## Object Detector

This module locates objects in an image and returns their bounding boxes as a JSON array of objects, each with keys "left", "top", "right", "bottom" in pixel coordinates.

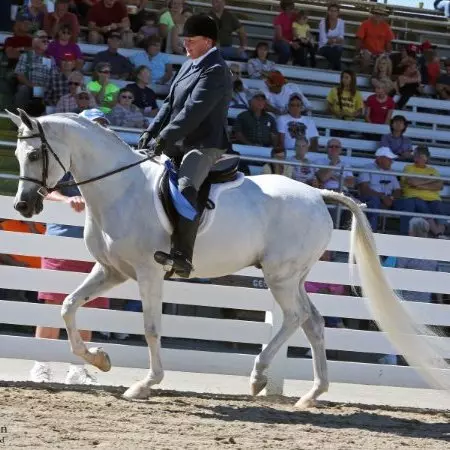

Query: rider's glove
[{"left": 137, "top": 131, "right": 151, "bottom": 150}]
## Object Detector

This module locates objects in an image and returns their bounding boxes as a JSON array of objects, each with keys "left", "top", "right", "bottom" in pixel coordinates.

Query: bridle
[{"left": 18, "top": 121, "right": 158, "bottom": 197}]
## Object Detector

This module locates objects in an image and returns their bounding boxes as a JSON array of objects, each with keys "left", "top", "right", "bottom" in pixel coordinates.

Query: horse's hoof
[
  {"left": 89, "top": 347, "right": 111, "bottom": 372},
  {"left": 250, "top": 379, "right": 267, "bottom": 396},
  {"left": 123, "top": 381, "right": 151, "bottom": 400},
  {"left": 294, "top": 397, "right": 318, "bottom": 409}
]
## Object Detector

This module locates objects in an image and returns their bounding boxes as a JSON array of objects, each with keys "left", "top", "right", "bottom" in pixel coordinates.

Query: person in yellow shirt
[
  {"left": 291, "top": 10, "right": 316, "bottom": 67},
  {"left": 327, "top": 70, "right": 364, "bottom": 121},
  {"left": 399, "top": 145, "right": 445, "bottom": 236}
]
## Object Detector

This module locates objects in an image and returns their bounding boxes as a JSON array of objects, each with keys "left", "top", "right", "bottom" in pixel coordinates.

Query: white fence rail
[{"left": 0, "top": 195, "right": 450, "bottom": 392}]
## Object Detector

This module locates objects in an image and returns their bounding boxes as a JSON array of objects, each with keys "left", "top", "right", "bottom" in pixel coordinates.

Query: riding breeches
[{"left": 177, "top": 148, "right": 225, "bottom": 193}]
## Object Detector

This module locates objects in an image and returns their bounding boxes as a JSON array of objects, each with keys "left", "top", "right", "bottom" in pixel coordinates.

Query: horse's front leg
[
  {"left": 123, "top": 268, "right": 164, "bottom": 400},
  {"left": 61, "top": 263, "right": 125, "bottom": 371}
]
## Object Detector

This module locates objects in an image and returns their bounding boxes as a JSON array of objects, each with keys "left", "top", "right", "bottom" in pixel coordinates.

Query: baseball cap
[
  {"left": 248, "top": 90, "right": 266, "bottom": 100},
  {"left": 375, "top": 147, "right": 398, "bottom": 159},
  {"left": 420, "top": 40, "right": 436, "bottom": 52},
  {"left": 266, "top": 70, "right": 286, "bottom": 87},
  {"left": 79, "top": 108, "right": 110, "bottom": 125}
]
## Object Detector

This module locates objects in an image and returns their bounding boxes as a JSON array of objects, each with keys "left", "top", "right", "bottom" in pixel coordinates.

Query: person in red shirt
[
  {"left": 356, "top": 5, "right": 394, "bottom": 74},
  {"left": 43, "top": 0, "right": 80, "bottom": 42},
  {"left": 273, "top": 0, "right": 296, "bottom": 64},
  {"left": 365, "top": 82, "right": 395, "bottom": 124},
  {"left": 4, "top": 19, "right": 33, "bottom": 67},
  {"left": 87, "top": 0, "right": 133, "bottom": 47}
]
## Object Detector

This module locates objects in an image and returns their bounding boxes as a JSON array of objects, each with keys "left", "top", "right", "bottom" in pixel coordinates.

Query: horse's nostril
[{"left": 15, "top": 201, "right": 29, "bottom": 212}]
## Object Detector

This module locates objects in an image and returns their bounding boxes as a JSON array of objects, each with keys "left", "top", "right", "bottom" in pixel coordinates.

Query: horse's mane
[{"left": 39, "top": 113, "right": 134, "bottom": 153}]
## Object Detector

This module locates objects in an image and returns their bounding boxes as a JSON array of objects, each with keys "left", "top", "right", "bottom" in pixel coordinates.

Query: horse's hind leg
[
  {"left": 61, "top": 263, "right": 125, "bottom": 371},
  {"left": 250, "top": 269, "right": 308, "bottom": 396},
  {"left": 294, "top": 286, "right": 329, "bottom": 409}
]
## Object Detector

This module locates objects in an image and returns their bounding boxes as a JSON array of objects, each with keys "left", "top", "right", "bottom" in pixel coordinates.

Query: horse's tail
[{"left": 321, "top": 190, "right": 450, "bottom": 391}]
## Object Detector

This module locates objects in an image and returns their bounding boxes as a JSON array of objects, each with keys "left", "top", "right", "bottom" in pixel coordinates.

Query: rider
[{"left": 138, "top": 13, "right": 233, "bottom": 278}]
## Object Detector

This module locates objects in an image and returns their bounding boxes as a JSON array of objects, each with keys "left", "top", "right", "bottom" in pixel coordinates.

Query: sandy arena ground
[{"left": 1, "top": 381, "right": 449, "bottom": 449}]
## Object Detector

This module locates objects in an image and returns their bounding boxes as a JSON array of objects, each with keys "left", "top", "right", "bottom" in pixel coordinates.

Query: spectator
[
  {"left": 365, "top": 81, "right": 395, "bottom": 125},
  {"left": 210, "top": 0, "right": 248, "bottom": 61},
  {"left": 316, "top": 138, "right": 354, "bottom": 192},
  {"left": 420, "top": 47, "right": 441, "bottom": 87},
  {"left": 14, "top": 30, "right": 53, "bottom": 109},
  {"left": 291, "top": 10, "right": 316, "bottom": 67},
  {"left": 327, "top": 69, "right": 364, "bottom": 121},
  {"left": 436, "top": 59, "right": 450, "bottom": 100},
  {"left": 170, "top": 7, "right": 193, "bottom": 55},
  {"left": 73, "top": 87, "right": 95, "bottom": 113},
  {"left": 159, "top": 0, "right": 184, "bottom": 51},
  {"left": 356, "top": 4, "right": 394, "bottom": 74},
  {"left": 46, "top": 23, "right": 83, "bottom": 70},
  {"left": 398, "top": 145, "right": 445, "bottom": 237},
  {"left": 273, "top": 0, "right": 295, "bottom": 64},
  {"left": 305, "top": 251, "right": 346, "bottom": 328},
  {"left": 277, "top": 93, "right": 319, "bottom": 152},
  {"left": 434, "top": 0, "right": 450, "bottom": 18},
  {"left": 247, "top": 42, "right": 275, "bottom": 79},
  {"left": 380, "top": 115, "right": 413, "bottom": 160},
  {"left": 233, "top": 90, "right": 277, "bottom": 147},
  {"left": 125, "top": 66, "right": 159, "bottom": 118},
  {"left": 135, "top": 10, "right": 159, "bottom": 47},
  {"left": 230, "top": 63, "right": 249, "bottom": 108},
  {"left": 263, "top": 70, "right": 312, "bottom": 115},
  {"left": 129, "top": 36, "right": 173, "bottom": 85},
  {"left": 127, "top": 0, "right": 149, "bottom": 34},
  {"left": 357, "top": 146, "right": 401, "bottom": 231},
  {"left": 56, "top": 71, "right": 96, "bottom": 112},
  {"left": 87, "top": 0, "right": 133, "bottom": 48},
  {"left": 44, "top": 51, "right": 76, "bottom": 106},
  {"left": 79, "top": 107, "right": 111, "bottom": 127},
  {"left": 15, "top": 0, "right": 46, "bottom": 34},
  {"left": 43, "top": 0, "right": 80, "bottom": 42},
  {"left": 395, "top": 57, "right": 422, "bottom": 110},
  {"left": 396, "top": 218, "right": 440, "bottom": 303},
  {"left": 391, "top": 43, "right": 417, "bottom": 77},
  {"left": 72, "top": 0, "right": 98, "bottom": 22},
  {"left": 287, "top": 136, "right": 318, "bottom": 187},
  {"left": 87, "top": 62, "right": 120, "bottom": 113},
  {"left": 371, "top": 55, "right": 395, "bottom": 95},
  {"left": 108, "top": 87, "right": 148, "bottom": 128},
  {"left": 91, "top": 31, "right": 133, "bottom": 79},
  {"left": 318, "top": 2, "right": 344, "bottom": 71},
  {"left": 4, "top": 19, "right": 32, "bottom": 68},
  {"left": 262, "top": 147, "right": 293, "bottom": 176}
]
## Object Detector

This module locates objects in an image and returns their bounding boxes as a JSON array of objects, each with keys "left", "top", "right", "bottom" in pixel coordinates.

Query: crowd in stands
[{"left": 0, "top": 0, "right": 449, "bottom": 374}]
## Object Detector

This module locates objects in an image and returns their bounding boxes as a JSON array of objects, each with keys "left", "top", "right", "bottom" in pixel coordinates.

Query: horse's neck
[{"left": 66, "top": 126, "right": 146, "bottom": 215}]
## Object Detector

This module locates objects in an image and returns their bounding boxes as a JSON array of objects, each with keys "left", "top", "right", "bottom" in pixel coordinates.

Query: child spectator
[
  {"left": 327, "top": 70, "right": 364, "bottom": 121},
  {"left": 46, "top": 23, "right": 83, "bottom": 70},
  {"left": 291, "top": 10, "right": 316, "bottom": 67},
  {"left": 108, "top": 87, "right": 149, "bottom": 128},
  {"left": 372, "top": 55, "right": 395, "bottom": 95},
  {"left": 129, "top": 36, "right": 173, "bottom": 85},
  {"left": 380, "top": 115, "right": 413, "bottom": 160},
  {"left": 365, "top": 82, "right": 395, "bottom": 125},
  {"left": 287, "top": 136, "right": 318, "bottom": 187},
  {"left": 87, "top": 62, "right": 120, "bottom": 113},
  {"left": 262, "top": 147, "right": 293, "bottom": 176},
  {"left": 247, "top": 42, "right": 275, "bottom": 79},
  {"left": 396, "top": 57, "right": 422, "bottom": 110}
]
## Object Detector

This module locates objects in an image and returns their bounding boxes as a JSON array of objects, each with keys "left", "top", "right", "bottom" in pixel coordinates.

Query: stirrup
[{"left": 154, "top": 251, "right": 193, "bottom": 278}]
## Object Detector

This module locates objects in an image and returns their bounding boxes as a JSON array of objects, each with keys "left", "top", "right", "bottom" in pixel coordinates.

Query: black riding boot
[{"left": 154, "top": 186, "right": 199, "bottom": 278}]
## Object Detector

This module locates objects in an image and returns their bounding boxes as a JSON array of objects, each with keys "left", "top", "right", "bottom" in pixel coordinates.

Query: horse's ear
[
  {"left": 5, "top": 109, "right": 22, "bottom": 128},
  {"left": 17, "top": 108, "right": 37, "bottom": 131}
]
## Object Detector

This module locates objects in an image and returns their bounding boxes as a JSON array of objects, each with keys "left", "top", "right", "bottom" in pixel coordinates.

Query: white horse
[{"left": 7, "top": 110, "right": 450, "bottom": 407}]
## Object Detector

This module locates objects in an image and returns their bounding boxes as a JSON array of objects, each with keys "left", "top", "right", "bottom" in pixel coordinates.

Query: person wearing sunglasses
[
  {"left": 14, "top": 30, "right": 54, "bottom": 109},
  {"left": 56, "top": 71, "right": 96, "bottom": 112},
  {"left": 46, "top": 23, "right": 83, "bottom": 70},
  {"left": 87, "top": 61, "right": 120, "bottom": 113},
  {"left": 108, "top": 87, "right": 148, "bottom": 128},
  {"left": 43, "top": 0, "right": 80, "bottom": 42}
]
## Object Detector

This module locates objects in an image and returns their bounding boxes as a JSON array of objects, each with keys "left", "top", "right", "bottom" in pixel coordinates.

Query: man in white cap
[
  {"left": 357, "top": 147, "right": 402, "bottom": 231},
  {"left": 79, "top": 108, "right": 110, "bottom": 127}
]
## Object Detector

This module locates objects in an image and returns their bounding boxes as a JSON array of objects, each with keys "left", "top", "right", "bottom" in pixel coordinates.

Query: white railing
[{"left": 0, "top": 194, "right": 450, "bottom": 392}]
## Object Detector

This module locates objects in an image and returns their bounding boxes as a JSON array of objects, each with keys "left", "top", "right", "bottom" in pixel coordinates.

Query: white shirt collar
[{"left": 191, "top": 47, "right": 217, "bottom": 67}]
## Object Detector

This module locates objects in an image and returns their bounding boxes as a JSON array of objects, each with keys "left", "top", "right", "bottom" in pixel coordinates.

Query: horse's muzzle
[{"left": 14, "top": 194, "right": 43, "bottom": 218}]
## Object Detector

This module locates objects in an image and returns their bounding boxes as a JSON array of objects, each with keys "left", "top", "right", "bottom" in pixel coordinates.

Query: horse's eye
[{"left": 28, "top": 151, "right": 40, "bottom": 162}]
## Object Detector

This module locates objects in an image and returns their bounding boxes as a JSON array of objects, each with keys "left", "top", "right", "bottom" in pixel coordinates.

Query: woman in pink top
[
  {"left": 273, "top": 0, "right": 296, "bottom": 64},
  {"left": 47, "top": 23, "right": 84, "bottom": 70}
]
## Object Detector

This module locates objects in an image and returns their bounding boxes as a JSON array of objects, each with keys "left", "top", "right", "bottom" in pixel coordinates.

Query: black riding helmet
[
  {"left": 182, "top": 13, "right": 218, "bottom": 42},
  {"left": 389, "top": 115, "right": 409, "bottom": 134}
]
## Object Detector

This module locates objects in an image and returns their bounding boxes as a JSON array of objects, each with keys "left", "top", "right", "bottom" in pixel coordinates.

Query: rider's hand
[
  {"left": 137, "top": 131, "right": 151, "bottom": 149},
  {"left": 67, "top": 196, "right": 86, "bottom": 213}
]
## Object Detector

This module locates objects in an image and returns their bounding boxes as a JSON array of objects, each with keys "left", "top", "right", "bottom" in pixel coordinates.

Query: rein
[{"left": 18, "top": 122, "right": 158, "bottom": 196}]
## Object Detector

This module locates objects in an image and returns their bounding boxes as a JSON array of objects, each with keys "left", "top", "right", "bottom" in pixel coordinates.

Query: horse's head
[{"left": 6, "top": 109, "right": 69, "bottom": 218}]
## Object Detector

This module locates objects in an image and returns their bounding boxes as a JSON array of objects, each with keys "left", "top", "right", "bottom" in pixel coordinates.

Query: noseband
[{"left": 18, "top": 121, "right": 158, "bottom": 196}]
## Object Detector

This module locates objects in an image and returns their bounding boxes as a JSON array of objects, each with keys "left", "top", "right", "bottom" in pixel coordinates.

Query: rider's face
[{"left": 184, "top": 36, "right": 211, "bottom": 59}]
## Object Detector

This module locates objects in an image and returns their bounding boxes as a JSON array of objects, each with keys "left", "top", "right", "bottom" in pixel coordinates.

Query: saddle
[{"left": 158, "top": 154, "right": 240, "bottom": 228}]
